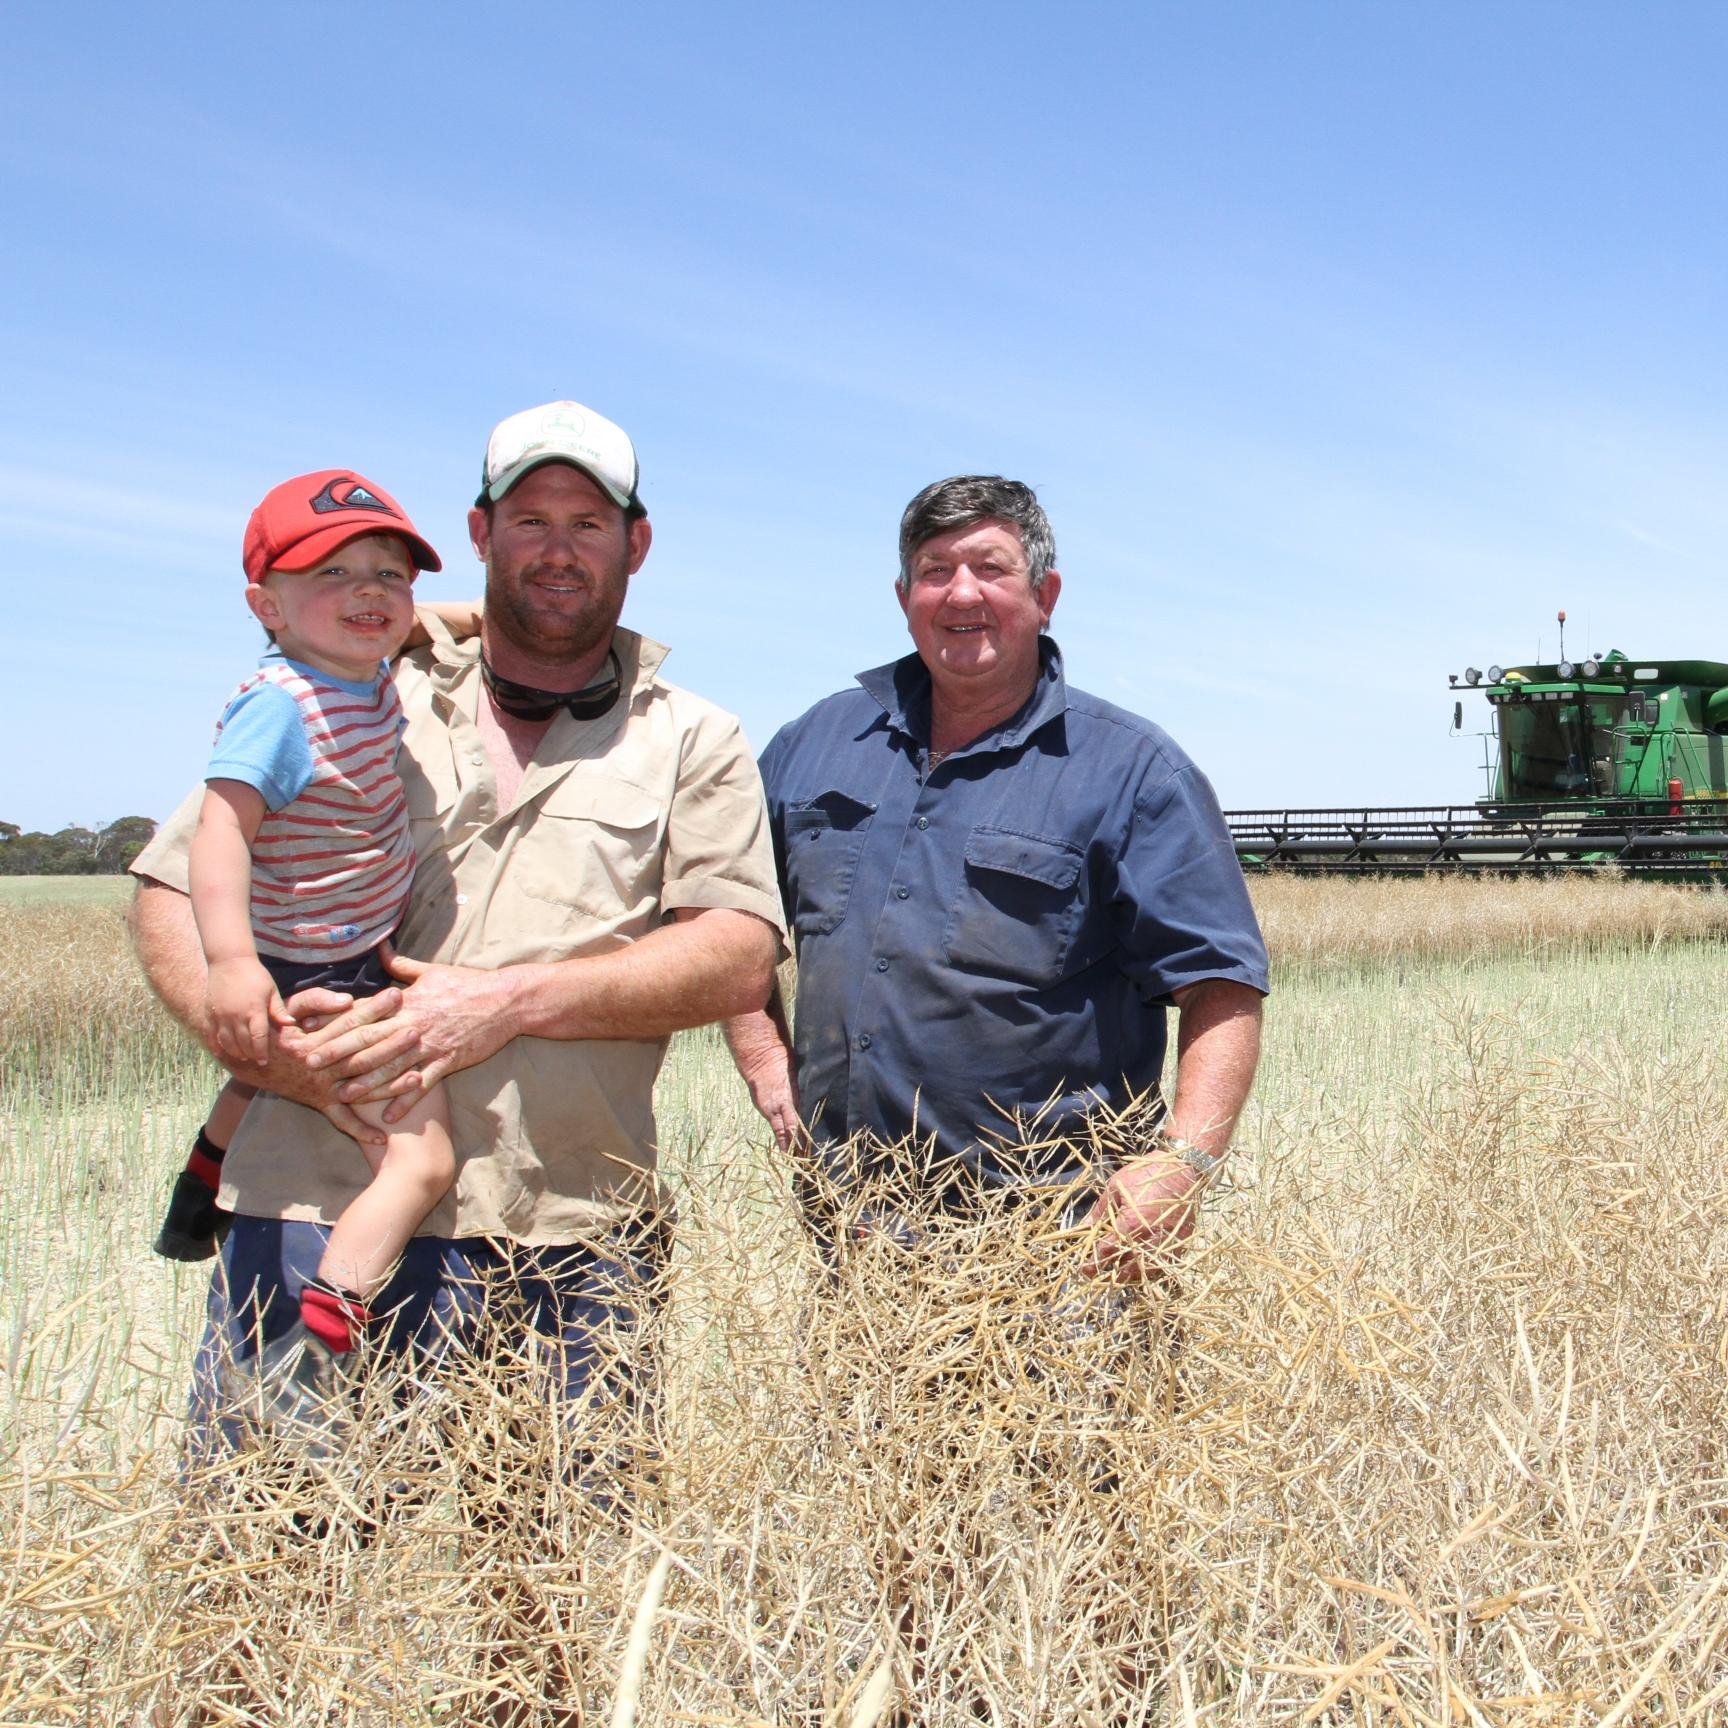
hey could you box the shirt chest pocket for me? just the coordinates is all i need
[942,827,1084,989]
[783,794,875,939]
[514,773,665,920]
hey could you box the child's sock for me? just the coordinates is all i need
[300,1279,373,1354]
[186,1125,227,1192]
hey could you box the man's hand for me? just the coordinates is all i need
[1082,978,1263,1280]
[735,1036,804,1153]
[724,993,804,1152]
[1084,1152,1205,1279]
[206,956,291,1066]
[290,952,519,1121]
[128,880,389,1146]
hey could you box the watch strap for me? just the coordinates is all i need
[1160,1133,1225,1182]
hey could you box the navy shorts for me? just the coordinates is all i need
[260,941,395,1001]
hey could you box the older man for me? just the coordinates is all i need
[131,400,785,1441]
[727,475,1265,1265]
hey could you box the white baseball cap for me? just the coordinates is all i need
[480,399,640,509]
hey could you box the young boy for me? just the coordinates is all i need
[154,469,458,1422]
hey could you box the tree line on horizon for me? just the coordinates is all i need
[0,817,157,876]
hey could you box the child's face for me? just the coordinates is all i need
[246,532,417,681]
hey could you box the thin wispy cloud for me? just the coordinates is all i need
[0,467,233,550]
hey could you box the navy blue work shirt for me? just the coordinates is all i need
[759,638,1269,1196]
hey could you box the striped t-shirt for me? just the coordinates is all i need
[206,652,412,962]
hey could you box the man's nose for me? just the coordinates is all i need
[541,521,581,562]
[946,563,984,603]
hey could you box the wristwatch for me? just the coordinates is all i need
[1158,1133,1226,1182]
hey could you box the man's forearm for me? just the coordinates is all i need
[723,978,793,1070]
[507,907,779,1043]
[1164,980,1264,1156]
[723,981,803,1152]
[129,878,214,1041]
[127,879,341,1108]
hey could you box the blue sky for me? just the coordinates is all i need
[5,2,1728,831]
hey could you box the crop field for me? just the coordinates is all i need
[4,872,1728,1725]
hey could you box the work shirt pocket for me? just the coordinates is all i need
[943,826,1084,988]
[516,772,665,921]
[782,793,875,938]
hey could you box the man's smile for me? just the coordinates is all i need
[527,568,586,594]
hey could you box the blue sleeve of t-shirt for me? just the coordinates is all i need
[206,681,315,811]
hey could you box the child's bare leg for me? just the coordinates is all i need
[296,1086,455,1353]
[206,1078,258,1147]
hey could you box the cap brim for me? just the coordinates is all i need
[270,520,443,576]
[485,454,634,510]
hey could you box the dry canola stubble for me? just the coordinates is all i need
[3,875,1728,1724]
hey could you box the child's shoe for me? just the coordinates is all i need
[218,1320,353,1462]
[152,1171,232,1261]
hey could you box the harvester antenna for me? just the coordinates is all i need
[1557,608,1567,662]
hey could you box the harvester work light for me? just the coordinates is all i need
[1464,667,1482,686]
[1582,657,1601,677]
[1558,660,1576,678]
[1487,665,1504,683]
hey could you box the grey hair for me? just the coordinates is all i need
[897,476,1057,593]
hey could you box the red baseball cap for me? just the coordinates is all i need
[242,470,442,584]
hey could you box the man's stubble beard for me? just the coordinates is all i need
[483,555,630,670]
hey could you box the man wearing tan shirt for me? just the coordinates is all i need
[131,400,785,1452]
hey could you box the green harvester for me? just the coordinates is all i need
[1228,620,1728,873]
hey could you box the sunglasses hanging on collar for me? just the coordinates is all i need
[481,648,623,722]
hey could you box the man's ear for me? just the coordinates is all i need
[244,581,282,631]
[468,506,491,564]
[1037,569,1062,628]
[625,515,653,575]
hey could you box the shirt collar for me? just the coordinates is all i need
[856,635,1069,754]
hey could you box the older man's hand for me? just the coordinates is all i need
[736,1041,805,1154]
[723,1000,805,1153]
[1083,1151,1205,1279]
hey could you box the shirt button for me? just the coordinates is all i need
[916,816,930,830]
[856,1033,872,1051]
[895,886,910,899]
[875,957,889,971]
[456,893,469,905]
[469,752,484,765]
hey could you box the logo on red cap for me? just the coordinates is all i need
[310,478,395,516]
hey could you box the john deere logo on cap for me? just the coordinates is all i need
[516,408,591,464]
[310,478,393,515]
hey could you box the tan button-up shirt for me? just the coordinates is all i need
[133,623,787,1243]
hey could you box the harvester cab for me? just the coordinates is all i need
[1226,624,1728,874]
[1452,650,1728,810]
